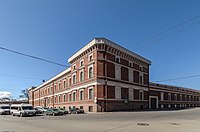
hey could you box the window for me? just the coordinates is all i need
[115,57,120,63]
[80,90,84,100]
[88,88,93,100]
[80,106,83,109]
[49,97,51,103]
[174,94,177,101]
[80,71,84,82]
[63,94,66,102]
[80,60,84,66]
[139,66,143,71]
[50,86,52,93]
[139,91,143,100]
[73,65,76,70]
[88,67,93,79]
[180,95,182,101]
[48,87,50,94]
[139,75,143,84]
[129,62,132,67]
[89,106,93,112]
[58,83,61,90]
[69,94,71,102]
[63,80,66,88]
[73,92,76,101]
[54,85,57,92]
[68,78,71,86]
[58,95,61,103]
[168,93,171,100]
[73,74,76,84]
[89,54,93,62]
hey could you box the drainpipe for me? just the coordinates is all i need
[104,45,108,112]
[52,81,55,108]
[148,65,150,110]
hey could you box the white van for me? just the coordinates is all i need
[0,104,11,115]
[11,104,36,117]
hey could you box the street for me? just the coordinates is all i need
[0,108,200,132]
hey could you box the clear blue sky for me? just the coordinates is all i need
[0,0,200,98]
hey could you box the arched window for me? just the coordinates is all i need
[58,95,61,103]
[63,80,66,88]
[73,92,76,101]
[58,83,61,90]
[80,71,84,82]
[73,74,76,84]
[89,67,93,79]
[63,94,66,102]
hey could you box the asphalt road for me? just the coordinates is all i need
[1,108,200,132]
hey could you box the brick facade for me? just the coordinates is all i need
[28,38,200,112]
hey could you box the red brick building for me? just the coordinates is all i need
[28,38,200,112]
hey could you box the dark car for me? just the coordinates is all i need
[46,108,62,116]
[34,107,43,114]
[69,108,84,114]
[59,108,68,114]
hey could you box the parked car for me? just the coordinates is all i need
[59,108,68,114]
[46,108,63,116]
[34,107,43,114]
[11,104,36,117]
[69,108,84,114]
[35,106,47,113]
[0,104,11,115]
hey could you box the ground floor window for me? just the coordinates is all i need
[88,88,93,100]
[89,106,93,112]
[80,106,83,109]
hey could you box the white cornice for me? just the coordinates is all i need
[68,38,151,64]
[33,68,71,92]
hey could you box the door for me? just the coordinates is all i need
[151,98,157,109]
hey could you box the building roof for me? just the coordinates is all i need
[32,67,71,92]
[150,82,200,94]
[68,38,151,64]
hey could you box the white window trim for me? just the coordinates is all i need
[68,93,71,102]
[174,94,177,101]
[129,61,133,67]
[115,56,120,63]
[58,82,61,90]
[54,84,57,92]
[88,65,94,79]
[72,91,76,101]
[139,73,143,84]
[161,92,164,101]
[62,94,65,102]
[88,87,93,100]
[79,69,84,82]
[149,96,158,109]
[68,77,71,86]
[79,89,84,101]
[58,95,61,103]
[88,53,93,62]
[80,59,84,67]
[63,79,66,88]
[168,93,171,101]
[54,96,57,103]
[72,64,76,70]
[72,73,76,84]
[180,95,182,101]
[139,90,144,100]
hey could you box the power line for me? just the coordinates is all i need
[153,74,200,82]
[0,46,68,67]
[137,21,200,50]
[134,14,200,49]
[0,73,44,80]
